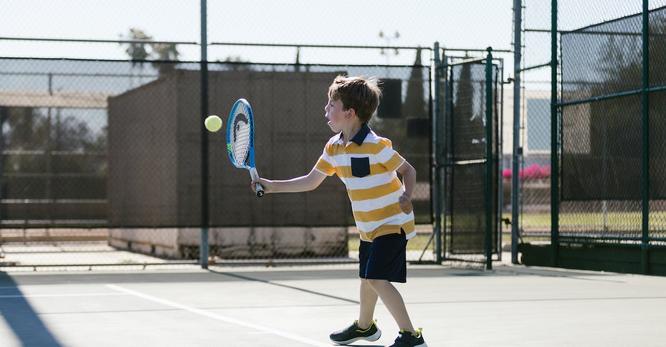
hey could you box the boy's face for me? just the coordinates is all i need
[324,97,352,133]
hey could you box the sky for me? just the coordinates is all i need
[1,0,515,64]
[2,0,663,152]
[2,0,662,82]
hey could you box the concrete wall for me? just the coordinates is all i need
[109,227,348,259]
[107,69,350,258]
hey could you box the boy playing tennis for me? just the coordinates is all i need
[251,76,426,347]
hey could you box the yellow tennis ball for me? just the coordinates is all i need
[204,115,222,132]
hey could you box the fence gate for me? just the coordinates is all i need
[437,50,502,269]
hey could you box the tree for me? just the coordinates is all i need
[120,28,180,77]
[452,58,484,160]
[151,42,179,75]
[121,28,151,66]
[563,12,666,199]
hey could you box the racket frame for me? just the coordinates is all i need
[226,98,264,197]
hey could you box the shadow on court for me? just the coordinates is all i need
[0,272,63,346]
[1,265,627,288]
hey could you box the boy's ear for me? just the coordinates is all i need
[346,107,358,119]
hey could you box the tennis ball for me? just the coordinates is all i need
[204,115,222,132]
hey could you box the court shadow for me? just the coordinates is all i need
[0,272,63,346]
[207,269,360,304]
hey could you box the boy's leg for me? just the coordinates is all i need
[367,279,415,333]
[358,279,378,329]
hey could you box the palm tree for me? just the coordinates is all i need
[150,42,179,76]
[120,28,180,77]
[122,28,151,65]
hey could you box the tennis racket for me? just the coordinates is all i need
[226,98,264,197]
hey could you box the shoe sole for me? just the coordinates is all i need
[331,330,382,345]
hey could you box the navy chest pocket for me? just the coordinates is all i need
[351,157,371,177]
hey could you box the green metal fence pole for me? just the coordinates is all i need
[433,41,443,264]
[641,0,650,275]
[485,47,494,271]
[550,0,559,267]
[442,49,451,262]
[512,0,522,264]
[200,0,210,269]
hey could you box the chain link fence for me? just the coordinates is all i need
[0,45,435,268]
[520,0,666,274]
[0,1,517,270]
[517,0,563,245]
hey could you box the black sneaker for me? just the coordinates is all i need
[329,320,381,345]
[389,328,427,347]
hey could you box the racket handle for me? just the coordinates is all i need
[255,183,265,197]
[249,168,264,198]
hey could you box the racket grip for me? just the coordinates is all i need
[255,183,265,197]
[250,168,264,198]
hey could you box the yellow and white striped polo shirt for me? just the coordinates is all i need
[314,123,416,242]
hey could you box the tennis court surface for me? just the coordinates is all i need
[1,264,665,347]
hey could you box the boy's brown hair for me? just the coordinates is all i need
[328,75,382,123]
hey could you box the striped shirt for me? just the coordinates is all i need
[314,123,415,242]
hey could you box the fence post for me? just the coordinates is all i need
[433,42,443,264]
[200,0,210,269]
[550,0,559,267]
[641,0,650,275]
[443,49,452,263]
[485,47,494,271]
[511,0,522,265]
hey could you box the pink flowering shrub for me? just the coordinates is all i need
[502,164,550,180]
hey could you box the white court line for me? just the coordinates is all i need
[106,284,332,347]
[0,292,128,299]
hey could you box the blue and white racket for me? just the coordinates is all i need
[226,98,264,197]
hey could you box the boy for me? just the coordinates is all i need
[251,76,427,347]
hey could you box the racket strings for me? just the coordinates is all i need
[232,117,251,165]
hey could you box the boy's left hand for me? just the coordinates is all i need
[399,193,413,214]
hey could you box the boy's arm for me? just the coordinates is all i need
[250,166,327,194]
[396,160,416,213]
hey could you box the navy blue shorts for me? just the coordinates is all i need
[359,230,408,283]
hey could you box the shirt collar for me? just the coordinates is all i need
[337,123,371,146]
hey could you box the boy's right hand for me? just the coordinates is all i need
[399,193,413,214]
[250,178,273,194]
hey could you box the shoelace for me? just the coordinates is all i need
[354,320,376,333]
[398,328,422,339]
